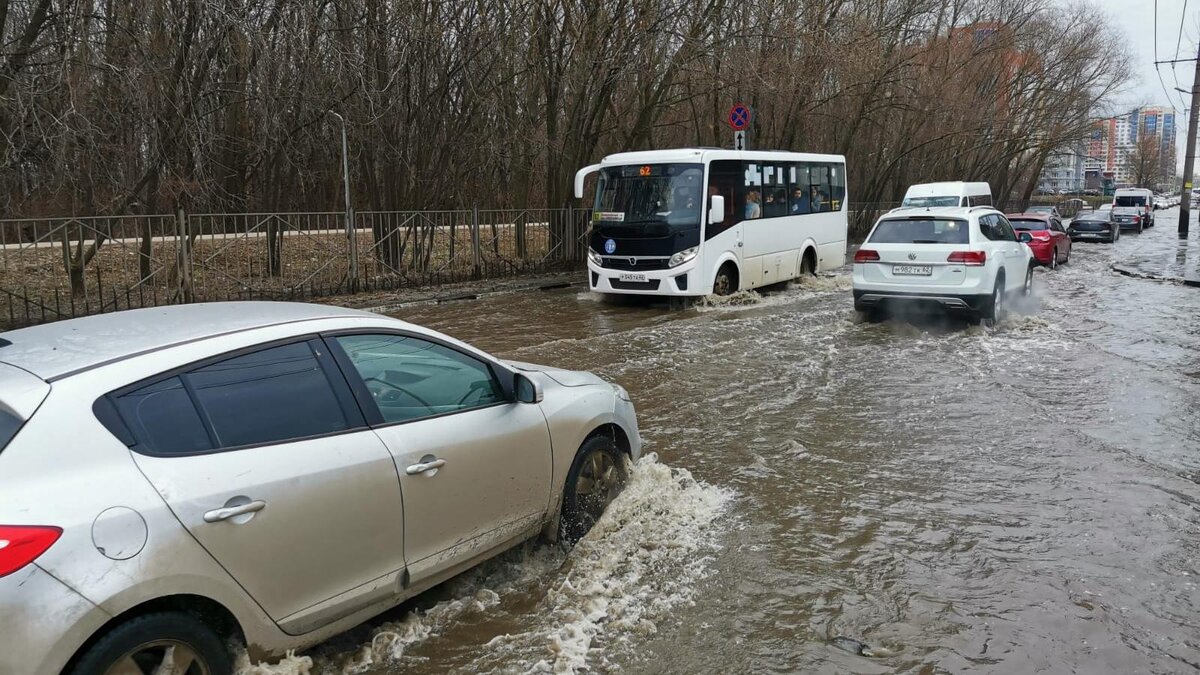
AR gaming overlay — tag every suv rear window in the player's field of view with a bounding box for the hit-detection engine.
[0,409,23,452]
[1009,219,1049,230]
[869,218,969,244]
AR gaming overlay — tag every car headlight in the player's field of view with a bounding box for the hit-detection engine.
[668,246,698,268]
[611,383,632,402]
[588,249,602,265]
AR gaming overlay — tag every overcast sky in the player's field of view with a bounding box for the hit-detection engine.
[1100,0,1196,166]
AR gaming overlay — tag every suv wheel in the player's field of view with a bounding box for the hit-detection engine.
[1022,264,1034,296]
[981,274,1004,324]
[68,612,231,675]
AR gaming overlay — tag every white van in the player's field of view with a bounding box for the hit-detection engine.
[901,182,992,208]
[1112,188,1155,229]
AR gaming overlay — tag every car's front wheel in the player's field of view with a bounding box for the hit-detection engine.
[559,435,628,543]
[68,612,231,675]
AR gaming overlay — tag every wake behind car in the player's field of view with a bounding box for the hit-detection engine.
[1068,209,1120,242]
[0,302,641,675]
[1008,212,1071,269]
[852,206,1034,323]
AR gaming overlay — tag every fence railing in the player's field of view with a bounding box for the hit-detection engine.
[1,203,893,328]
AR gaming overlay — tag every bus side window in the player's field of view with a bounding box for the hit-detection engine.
[706,160,743,239]
[789,163,810,214]
[828,163,846,211]
[808,163,832,213]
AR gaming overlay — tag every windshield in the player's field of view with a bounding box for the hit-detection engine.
[1010,219,1049,230]
[1114,196,1146,207]
[869,218,969,244]
[593,163,704,231]
[901,196,961,208]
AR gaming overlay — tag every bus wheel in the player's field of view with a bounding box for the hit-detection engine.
[800,250,816,276]
[713,264,738,296]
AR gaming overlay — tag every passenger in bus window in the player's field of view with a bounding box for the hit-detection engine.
[745,191,762,219]
[808,185,825,213]
[791,187,807,214]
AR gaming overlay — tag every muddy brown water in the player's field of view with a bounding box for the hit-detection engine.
[252,211,1200,674]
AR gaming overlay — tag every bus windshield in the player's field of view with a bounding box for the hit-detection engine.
[593,163,703,233]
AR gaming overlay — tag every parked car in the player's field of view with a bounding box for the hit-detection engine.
[852,206,1035,323]
[1026,205,1062,219]
[1068,209,1120,243]
[0,302,642,675]
[1008,212,1071,269]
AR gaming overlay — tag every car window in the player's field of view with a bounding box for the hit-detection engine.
[114,376,214,454]
[978,214,999,241]
[335,334,506,424]
[1009,219,1049,230]
[0,409,25,453]
[187,341,351,449]
[868,218,969,244]
[995,216,1017,241]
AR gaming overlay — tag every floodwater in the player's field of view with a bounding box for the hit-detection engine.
[248,211,1200,674]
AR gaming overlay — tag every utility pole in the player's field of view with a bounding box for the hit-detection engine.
[1179,42,1200,237]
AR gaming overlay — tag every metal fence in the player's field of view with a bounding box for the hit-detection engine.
[0,203,894,328]
[0,208,590,328]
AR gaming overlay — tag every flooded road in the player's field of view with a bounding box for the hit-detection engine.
[271,211,1200,673]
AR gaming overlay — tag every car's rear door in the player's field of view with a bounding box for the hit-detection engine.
[325,332,553,586]
[116,338,407,631]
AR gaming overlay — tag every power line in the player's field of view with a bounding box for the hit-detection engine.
[1172,0,1192,107]
[1155,0,1188,111]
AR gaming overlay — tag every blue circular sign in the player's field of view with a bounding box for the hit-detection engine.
[604,238,616,254]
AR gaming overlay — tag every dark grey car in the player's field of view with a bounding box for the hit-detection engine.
[1068,210,1120,243]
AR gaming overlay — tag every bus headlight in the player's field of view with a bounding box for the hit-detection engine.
[668,246,698,268]
[588,249,603,265]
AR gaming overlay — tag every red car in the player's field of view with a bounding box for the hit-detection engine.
[1007,212,1072,269]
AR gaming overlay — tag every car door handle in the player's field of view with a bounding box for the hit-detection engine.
[203,500,266,523]
[406,458,446,475]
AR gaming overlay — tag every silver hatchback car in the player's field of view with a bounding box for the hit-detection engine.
[0,302,640,675]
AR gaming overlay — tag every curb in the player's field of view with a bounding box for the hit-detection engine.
[1110,263,1200,288]
[357,277,586,315]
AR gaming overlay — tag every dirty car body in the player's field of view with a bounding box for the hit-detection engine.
[0,302,640,675]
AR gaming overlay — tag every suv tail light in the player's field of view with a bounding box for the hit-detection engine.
[0,525,62,577]
[947,250,986,266]
[854,249,880,263]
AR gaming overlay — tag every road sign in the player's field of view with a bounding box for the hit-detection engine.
[728,103,752,130]
[733,130,746,151]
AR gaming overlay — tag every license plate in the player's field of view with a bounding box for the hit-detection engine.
[618,272,648,282]
[892,264,932,276]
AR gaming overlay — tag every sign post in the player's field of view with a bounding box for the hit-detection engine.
[727,103,752,150]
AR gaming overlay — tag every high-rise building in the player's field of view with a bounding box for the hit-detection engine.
[1080,106,1178,187]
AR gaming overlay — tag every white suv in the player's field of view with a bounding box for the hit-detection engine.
[852,206,1034,322]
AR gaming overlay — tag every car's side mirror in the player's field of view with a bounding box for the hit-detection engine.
[515,373,544,404]
[709,195,725,225]
[1017,232,1033,243]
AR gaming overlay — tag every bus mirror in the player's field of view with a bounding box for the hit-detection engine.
[709,196,725,224]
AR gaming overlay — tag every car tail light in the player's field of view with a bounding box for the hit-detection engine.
[1133,215,1141,222]
[947,250,986,265]
[1029,232,1051,241]
[0,525,62,578]
[853,249,880,263]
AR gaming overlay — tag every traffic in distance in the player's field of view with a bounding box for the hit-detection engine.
[0,146,1185,674]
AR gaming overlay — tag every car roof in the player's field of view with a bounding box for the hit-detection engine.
[883,206,990,218]
[1007,212,1052,219]
[0,302,384,381]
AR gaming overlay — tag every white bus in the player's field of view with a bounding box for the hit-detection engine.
[574,148,848,297]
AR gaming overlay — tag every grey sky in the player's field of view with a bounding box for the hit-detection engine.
[1101,0,1195,167]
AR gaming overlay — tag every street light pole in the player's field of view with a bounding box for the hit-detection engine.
[328,110,358,285]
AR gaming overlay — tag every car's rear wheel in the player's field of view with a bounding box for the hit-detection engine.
[1023,264,1034,296]
[559,435,628,543]
[69,612,231,675]
[1048,249,1057,270]
[981,273,1004,324]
